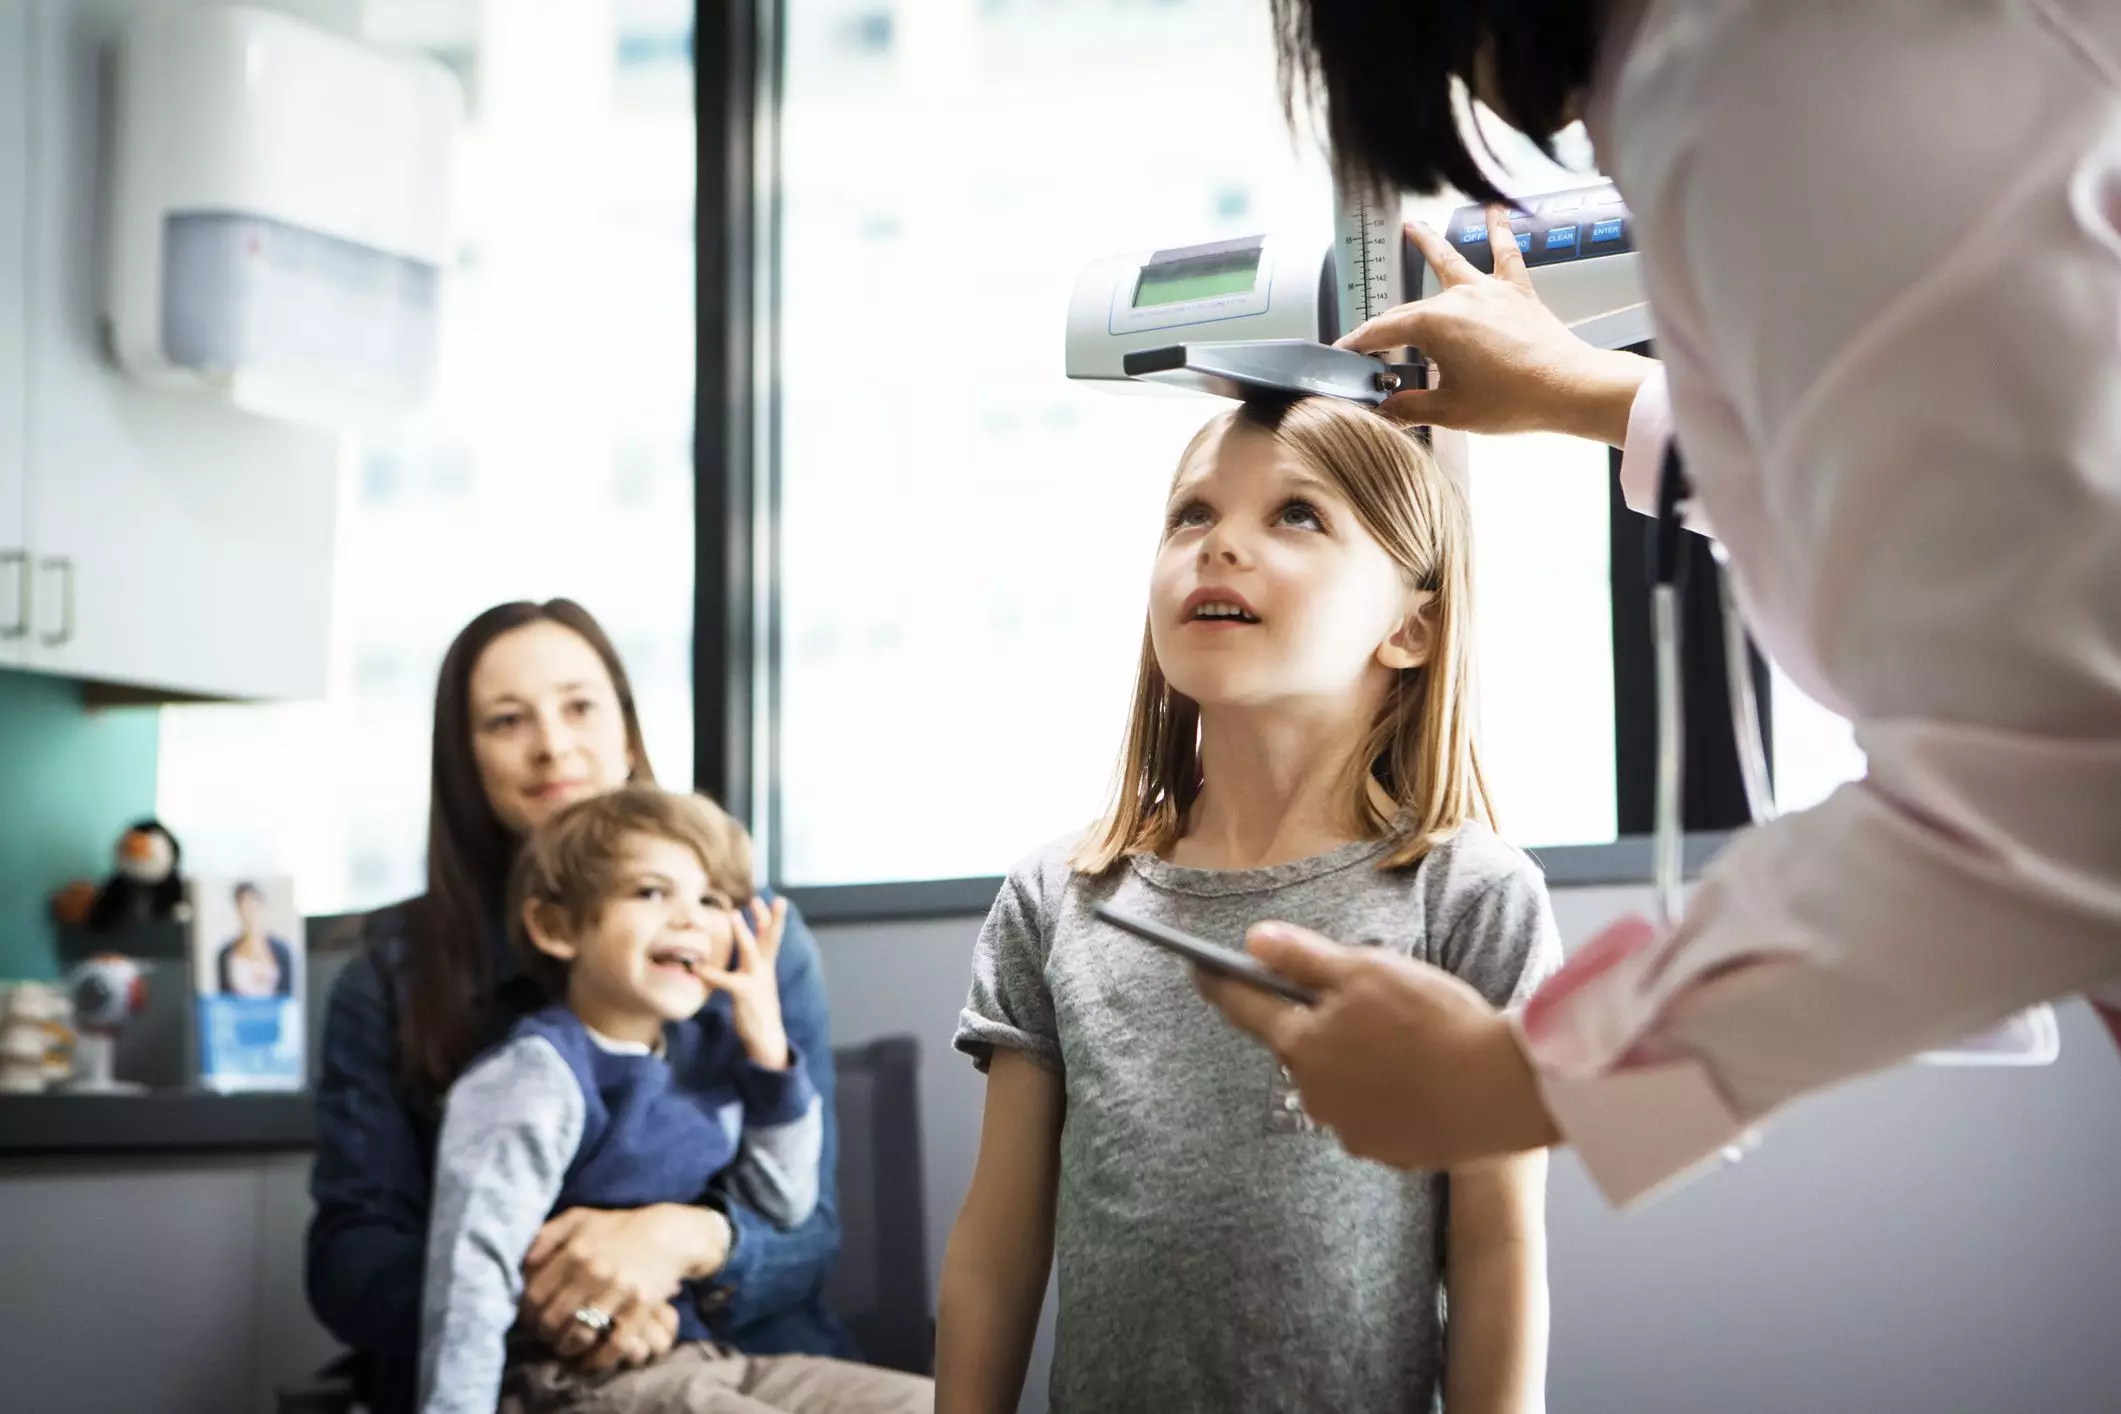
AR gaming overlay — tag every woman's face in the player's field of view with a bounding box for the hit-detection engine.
[468,622,636,836]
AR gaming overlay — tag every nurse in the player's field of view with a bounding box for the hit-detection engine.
[1201,0,2121,1205]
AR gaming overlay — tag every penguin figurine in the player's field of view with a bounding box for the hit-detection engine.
[84,819,190,932]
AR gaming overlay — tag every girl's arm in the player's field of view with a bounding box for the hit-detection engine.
[1443,1151,1550,1414]
[936,1049,1064,1414]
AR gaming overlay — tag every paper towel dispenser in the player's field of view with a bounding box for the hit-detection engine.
[100,5,464,433]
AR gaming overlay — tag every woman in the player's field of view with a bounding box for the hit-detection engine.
[307,600,858,1413]
[218,882,295,998]
[1202,0,2121,1207]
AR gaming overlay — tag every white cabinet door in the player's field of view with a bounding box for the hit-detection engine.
[0,0,29,669]
[21,0,336,700]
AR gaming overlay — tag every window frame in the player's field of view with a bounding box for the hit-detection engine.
[696,0,1760,923]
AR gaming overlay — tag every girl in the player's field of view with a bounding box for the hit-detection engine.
[936,397,1560,1414]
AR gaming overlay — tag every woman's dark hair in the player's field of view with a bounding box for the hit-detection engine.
[394,599,654,1100]
[234,882,262,903]
[1270,0,1601,205]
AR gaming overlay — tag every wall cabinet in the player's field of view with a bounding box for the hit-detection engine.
[5,0,337,702]
[0,1,30,671]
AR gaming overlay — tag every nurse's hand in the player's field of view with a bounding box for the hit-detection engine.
[1197,921,1561,1172]
[1338,204,1655,447]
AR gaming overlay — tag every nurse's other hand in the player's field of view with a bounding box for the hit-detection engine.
[1338,204,1654,447]
[1197,921,1560,1171]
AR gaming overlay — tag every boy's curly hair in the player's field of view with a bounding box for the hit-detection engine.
[507,784,755,999]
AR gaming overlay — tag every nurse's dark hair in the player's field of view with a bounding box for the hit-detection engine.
[1270,0,1602,204]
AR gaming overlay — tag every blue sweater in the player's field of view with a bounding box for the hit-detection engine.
[304,895,851,1414]
[419,1005,823,1414]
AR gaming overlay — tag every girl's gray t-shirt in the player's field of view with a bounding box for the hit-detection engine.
[953,822,1563,1414]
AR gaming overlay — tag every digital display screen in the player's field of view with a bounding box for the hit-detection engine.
[1132,248,1261,308]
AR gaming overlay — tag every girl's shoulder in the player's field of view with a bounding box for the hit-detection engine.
[1404,824,1562,1000]
[1408,820,1549,900]
[996,829,1114,913]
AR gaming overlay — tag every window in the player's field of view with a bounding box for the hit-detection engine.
[770,0,1623,886]
[1464,432,1616,848]
[155,1,696,913]
[1770,665,1866,814]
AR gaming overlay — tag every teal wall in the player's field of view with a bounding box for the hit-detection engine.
[0,669,160,978]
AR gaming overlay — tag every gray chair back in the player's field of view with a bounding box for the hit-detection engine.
[824,1035,934,1376]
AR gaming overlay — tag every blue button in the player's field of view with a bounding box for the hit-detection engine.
[1458,225,1487,244]
[1514,232,1532,252]
[1591,217,1625,244]
[1546,224,1580,252]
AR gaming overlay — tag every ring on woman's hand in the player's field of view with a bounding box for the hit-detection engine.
[572,1305,613,1336]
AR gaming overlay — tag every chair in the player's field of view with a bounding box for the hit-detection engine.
[823,1035,935,1377]
[277,1034,934,1411]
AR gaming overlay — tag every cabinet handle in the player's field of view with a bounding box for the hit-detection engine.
[37,556,74,648]
[0,550,25,641]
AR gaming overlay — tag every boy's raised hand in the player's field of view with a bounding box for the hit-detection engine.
[695,896,790,1070]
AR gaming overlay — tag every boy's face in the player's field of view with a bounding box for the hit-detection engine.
[533,833,738,1037]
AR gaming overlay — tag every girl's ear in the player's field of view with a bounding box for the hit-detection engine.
[521,899,578,964]
[1376,591,1436,671]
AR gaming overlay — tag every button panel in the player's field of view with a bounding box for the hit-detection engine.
[1440,181,1632,275]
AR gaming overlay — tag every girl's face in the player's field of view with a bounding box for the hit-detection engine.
[468,622,636,836]
[1150,422,1429,713]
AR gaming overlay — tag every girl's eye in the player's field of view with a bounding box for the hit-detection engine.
[1166,499,1212,533]
[1278,500,1325,532]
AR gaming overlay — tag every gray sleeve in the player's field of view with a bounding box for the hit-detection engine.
[417,1036,584,1414]
[1436,864,1565,1011]
[952,865,1063,1074]
[725,1095,824,1229]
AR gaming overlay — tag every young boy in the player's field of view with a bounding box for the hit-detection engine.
[418,785,930,1414]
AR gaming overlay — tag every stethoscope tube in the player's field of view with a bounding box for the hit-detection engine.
[1652,446,1777,932]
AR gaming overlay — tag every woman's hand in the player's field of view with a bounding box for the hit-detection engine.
[520,1203,733,1363]
[1196,922,1561,1172]
[697,898,790,1071]
[1339,204,1655,447]
[573,1299,680,1375]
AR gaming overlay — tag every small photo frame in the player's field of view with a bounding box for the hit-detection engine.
[189,876,305,1092]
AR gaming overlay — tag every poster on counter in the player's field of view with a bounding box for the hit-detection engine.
[189,876,304,1092]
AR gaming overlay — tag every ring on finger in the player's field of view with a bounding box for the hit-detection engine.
[572,1305,613,1337]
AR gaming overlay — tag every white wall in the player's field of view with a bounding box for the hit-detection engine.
[813,881,2121,1414]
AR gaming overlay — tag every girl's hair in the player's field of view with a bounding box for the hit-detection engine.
[1269,0,1600,204]
[394,598,653,1101]
[1074,397,1493,874]
[507,784,755,1001]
